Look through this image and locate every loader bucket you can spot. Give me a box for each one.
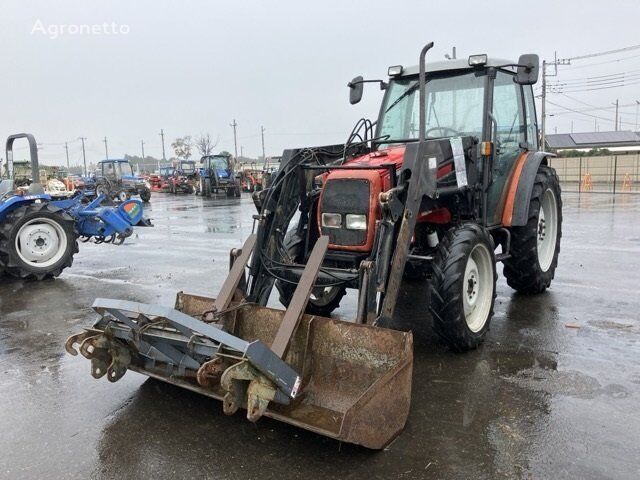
[67,292,413,449]
[178,293,413,449]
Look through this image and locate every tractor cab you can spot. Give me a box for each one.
[200,154,232,180]
[345,53,540,227]
[176,160,196,176]
[159,166,175,178]
[98,159,136,181]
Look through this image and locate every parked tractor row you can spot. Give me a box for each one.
[0,134,151,280]
[66,43,563,449]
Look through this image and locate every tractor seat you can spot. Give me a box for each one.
[0,180,15,197]
[28,183,45,195]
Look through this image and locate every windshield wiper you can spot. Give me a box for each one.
[384,81,420,113]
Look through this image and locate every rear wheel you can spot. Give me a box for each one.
[503,165,562,294]
[0,203,79,280]
[430,224,497,351]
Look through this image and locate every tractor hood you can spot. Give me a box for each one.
[217,169,231,179]
[122,175,146,185]
[342,145,407,170]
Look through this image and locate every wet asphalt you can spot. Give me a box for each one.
[0,192,639,480]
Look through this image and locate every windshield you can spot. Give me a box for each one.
[180,161,195,173]
[103,161,134,178]
[118,162,134,177]
[378,71,486,144]
[204,156,229,170]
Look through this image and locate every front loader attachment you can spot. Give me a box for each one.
[66,296,412,448]
[66,237,413,449]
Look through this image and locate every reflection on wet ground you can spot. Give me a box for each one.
[1,192,639,479]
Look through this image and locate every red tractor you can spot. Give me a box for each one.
[168,160,197,194]
[67,43,562,449]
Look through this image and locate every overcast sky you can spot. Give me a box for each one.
[3,0,640,167]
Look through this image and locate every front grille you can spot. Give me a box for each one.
[320,178,370,246]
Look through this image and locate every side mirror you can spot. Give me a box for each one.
[515,54,539,85]
[348,76,364,105]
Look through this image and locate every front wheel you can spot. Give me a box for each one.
[503,165,562,294]
[96,183,110,198]
[140,189,151,202]
[275,231,346,317]
[430,224,497,351]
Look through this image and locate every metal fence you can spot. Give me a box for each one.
[548,153,640,194]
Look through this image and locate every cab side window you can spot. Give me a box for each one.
[493,70,525,154]
[523,85,539,150]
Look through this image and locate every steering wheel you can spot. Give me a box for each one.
[425,126,463,138]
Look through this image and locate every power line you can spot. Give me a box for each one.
[546,99,637,128]
[560,44,640,62]
[548,77,640,94]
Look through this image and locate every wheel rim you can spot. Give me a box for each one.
[118,191,128,202]
[15,217,68,269]
[462,243,493,333]
[310,286,341,307]
[537,188,558,272]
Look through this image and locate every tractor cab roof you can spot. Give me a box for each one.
[98,159,130,164]
[396,57,516,77]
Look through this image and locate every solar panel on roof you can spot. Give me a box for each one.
[571,131,639,145]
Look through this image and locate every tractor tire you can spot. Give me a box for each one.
[0,203,79,280]
[430,224,497,351]
[503,165,562,294]
[140,189,151,203]
[234,186,241,198]
[96,183,111,198]
[275,231,347,317]
[116,190,129,203]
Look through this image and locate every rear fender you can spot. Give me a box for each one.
[0,195,51,222]
[502,151,552,227]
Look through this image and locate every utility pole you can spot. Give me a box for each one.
[635,100,640,131]
[230,119,238,159]
[613,99,619,131]
[159,129,166,162]
[541,52,571,149]
[64,142,70,170]
[79,137,87,176]
[445,46,456,60]
[141,139,145,160]
[261,125,266,167]
[103,136,109,160]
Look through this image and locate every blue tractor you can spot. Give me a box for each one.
[0,133,149,280]
[94,159,151,203]
[196,153,241,197]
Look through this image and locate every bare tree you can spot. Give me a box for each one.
[171,136,193,159]
[195,133,218,157]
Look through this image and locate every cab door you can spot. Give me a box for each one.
[486,70,527,224]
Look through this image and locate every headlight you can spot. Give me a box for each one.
[321,213,342,228]
[345,214,367,230]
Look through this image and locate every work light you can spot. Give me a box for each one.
[345,214,367,230]
[388,65,403,76]
[321,213,342,228]
[468,54,488,66]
